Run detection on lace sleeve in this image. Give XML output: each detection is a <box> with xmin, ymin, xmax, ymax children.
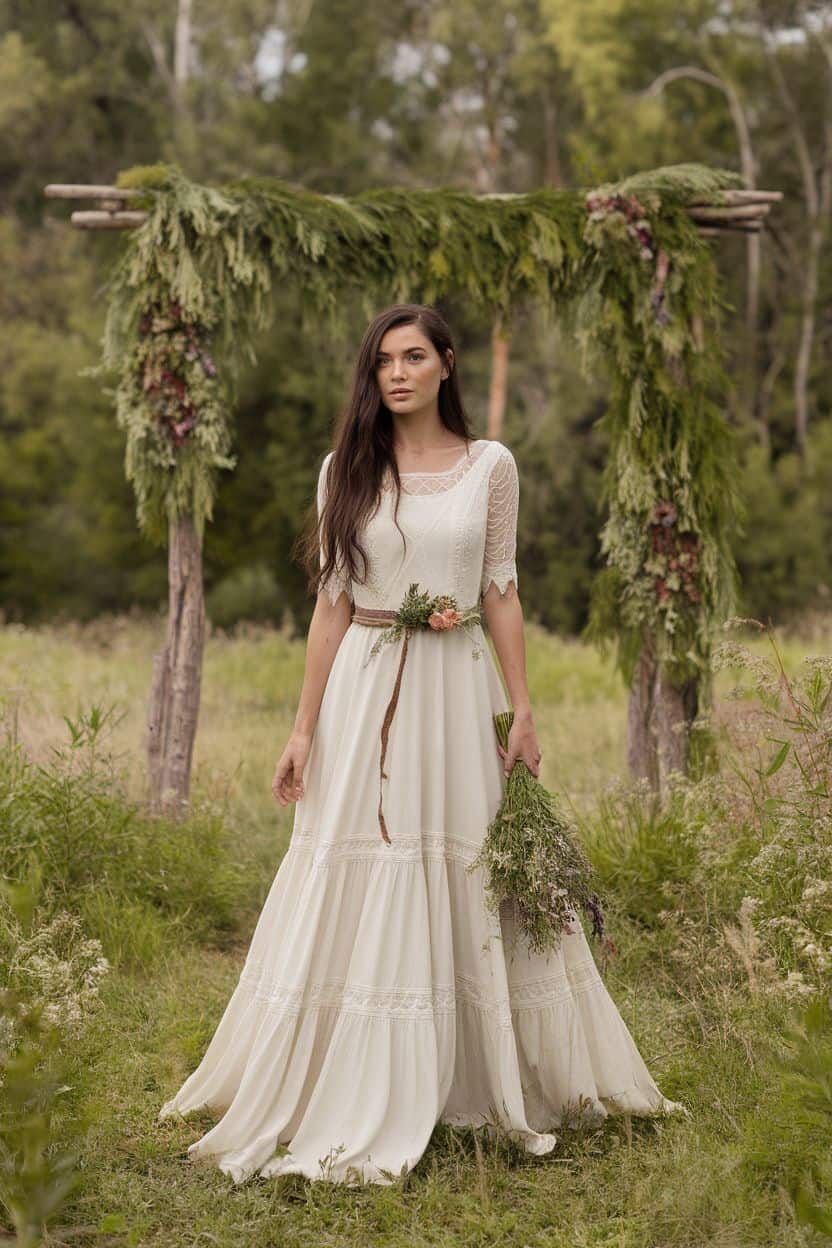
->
<box><xmin>316</xmin><ymin>452</ymin><xmax>354</xmax><ymax>607</ymax></box>
<box><xmin>481</xmin><ymin>444</ymin><xmax>519</xmax><ymax>598</ymax></box>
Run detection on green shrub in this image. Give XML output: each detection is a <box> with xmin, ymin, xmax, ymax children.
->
<box><xmin>0</xmin><ymin>874</ymin><xmax>104</xmax><ymax>1248</ymax></box>
<box><xmin>739</xmin><ymin>994</ymin><xmax>832</xmax><ymax>1237</ymax></box>
<box><xmin>206</xmin><ymin>562</ymin><xmax>285</xmax><ymax>629</ymax></box>
<box><xmin>735</xmin><ymin>427</ymin><xmax>832</xmax><ymax>625</ymax></box>
<box><xmin>0</xmin><ymin>989</ymin><xmax>82</xmax><ymax>1248</ymax></box>
<box><xmin>578</xmin><ymin>779</ymin><xmax>702</xmax><ymax>929</ymax></box>
<box><xmin>711</xmin><ymin>622</ymin><xmax>832</xmax><ymax>994</ymax></box>
<box><xmin>0</xmin><ymin>704</ymin><xmax>259</xmax><ymax>968</ymax></box>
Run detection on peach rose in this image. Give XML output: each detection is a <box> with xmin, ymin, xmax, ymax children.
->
<box><xmin>428</xmin><ymin>607</ymin><xmax>461</xmax><ymax>631</ymax></box>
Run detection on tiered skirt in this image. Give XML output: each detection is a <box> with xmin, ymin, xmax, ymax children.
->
<box><xmin>158</xmin><ymin>622</ymin><xmax>686</xmax><ymax>1184</ymax></box>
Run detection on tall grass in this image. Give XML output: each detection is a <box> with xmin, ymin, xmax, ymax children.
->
<box><xmin>0</xmin><ymin>613</ymin><xmax>830</xmax><ymax>1246</ymax></box>
<box><xmin>575</xmin><ymin>618</ymin><xmax>832</xmax><ymax>1239</ymax></box>
<box><xmin>0</xmin><ymin>668</ymin><xmax>274</xmax><ymax>1245</ymax></box>
<box><xmin>0</xmin><ymin>702</ymin><xmax>265</xmax><ymax>973</ymax></box>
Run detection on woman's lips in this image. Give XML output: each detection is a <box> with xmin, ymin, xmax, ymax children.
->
<box><xmin>390</xmin><ymin>390</ymin><xmax>412</xmax><ymax>397</ymax></box>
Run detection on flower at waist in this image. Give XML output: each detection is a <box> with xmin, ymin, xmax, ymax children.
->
<box><xmin>362</xmin><ymin>582</ymin><xmax>483</xmax><ymax>663</ymax></box>
<box><xmin>353</xmin><ymin>582</ymin><xmax>483</xmax><ymax>844</ymax></box>
<box><xmin>429</xmin><ymin>607</ymin><xmax>461</xmax><ymax>630</ymax></box>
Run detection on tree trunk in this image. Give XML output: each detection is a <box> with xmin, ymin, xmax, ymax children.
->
<box><xmin>488</xmin><ymin>313</ymin><xmax>510</xmax><ymax>440</ymax></box>
<box><xmin>642</xmin><ymin>61</ymin><xmax>762</xmax><ymax>436</ymax></box>
<box><xmin>173</xmin><ymin>0</ymin><xmax>195</xmax><ymax>163</ymax></box>
<box><xmin>143</xmin><ymin>0</ymin><xmax>195</xmax><ymax>166</ymax></box>
<box><xmin>763</xmin><ymin>25</ymin><xmax>832</xmax><ymax>459</ymax></box>
<box><xmin>477</xmin><ymin>86</ymin><xmax>513</xmax><ymax>446</ymax></box>
<box><xmin>146</xmin><ymin>512</ymin><xmax>205</xmax><ymax>815</ymax></box>
<box><xmin>539</xmin><ymin>81</ymin><xmax>564</xmax><ymax>189</ymax></box>
<box><xmin>628</xmin><ymin>643</ymin><xmax>659</xmax><ymax>790</ymax></box>
<box><xmin>174</xmin><ymin>0</ymin><xmax>192</xmax><ymax>96</ymax></box>
<box><xmin>627</xmin><ymin>637</ymin><xmax>699</xmax><ymax>793</ymax></box>
<box><xmin>794</xmin><ymin>209</ymin><xmax>825</xmax><ymax>458</ymax></box>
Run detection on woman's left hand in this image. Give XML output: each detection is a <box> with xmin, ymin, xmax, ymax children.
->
<box><xmin>497</xmin><ymin>711</ymin><xmax>543</xmax><ymax>779</ymax></box>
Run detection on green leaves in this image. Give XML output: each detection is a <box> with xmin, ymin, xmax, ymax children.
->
<box><xmin>104</xmin><ymin>161</ymin><xmax>738</xmax><ymax>678</ymax></box>
<box><xmin>762</xmin><ymin>741</ymin><xmax>790</xmax><ymax>778</ymax></box>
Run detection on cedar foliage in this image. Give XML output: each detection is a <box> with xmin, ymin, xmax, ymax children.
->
<box><xmin>100</xmin><ymin>160</ymin><xmax>743</xmax><ymax>681</ymax></box>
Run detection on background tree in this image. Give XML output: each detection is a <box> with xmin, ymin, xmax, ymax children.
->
<box><xmin>0</xmin><ymin>0</ymin><xmax>828</xmax><ymax>635</ymax></box>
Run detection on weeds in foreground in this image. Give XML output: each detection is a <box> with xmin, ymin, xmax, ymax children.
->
<box><xmin>0</xmin><ymin>872</ymin><xmax>107</xmax><ymax>1248</ymax></box>
<box><xmin>2</xmin><ymin>621</ymin><xmax>832</xmax><ymax>1245</ymax></box>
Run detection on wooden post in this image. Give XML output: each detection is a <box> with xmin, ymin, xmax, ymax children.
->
<box><xmin>626</xmin><ymin>310</ymin><xmax>714</xmax><ymax>791</ymax></box>
<box><xmin>627</xmin><ymin>638</ymin><xmax>699</xmax><ymax>792</ymax></box>
<box><xmin>146</xmin><ymin>513</ymin><xmax>205</xmax><ymax>814</ymax></box>
<box><xmin>44</xmin><ymin>186</ymin><xmax>209</xmax><ymax>816</ymax></box>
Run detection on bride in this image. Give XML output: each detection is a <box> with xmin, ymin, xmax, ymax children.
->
<box><xmin>158</xmin><ymin>302</ymin><xmax>687</xmax><ymax>1185</ymax></box>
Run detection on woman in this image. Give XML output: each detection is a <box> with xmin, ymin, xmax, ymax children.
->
<box><xmin>158</xmin><ymin>302</ymin><xmax>686</xmax><ymax>1185</ymax></box>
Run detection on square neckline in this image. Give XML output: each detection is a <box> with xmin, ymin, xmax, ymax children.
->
<box><xmin>382</xmin><ymin>439</ymin><xmax>495</xmax><ymax>499</ymax></box>
<box><xmin>395</xmin><ymin>439</ymin><xmax>484</xmax><ymax>476</ymax></box>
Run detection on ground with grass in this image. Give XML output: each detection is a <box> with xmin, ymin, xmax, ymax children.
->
<box><xmin>1</xmin><ymin>614</ymin><xmax>830</xmax><ymax>1247</ymax></box>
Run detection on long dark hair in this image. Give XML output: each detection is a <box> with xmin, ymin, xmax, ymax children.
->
<box><xmin>295</xmin><ymin>303</ymin><xmax>476</xmax><ymax>601</ymax></box>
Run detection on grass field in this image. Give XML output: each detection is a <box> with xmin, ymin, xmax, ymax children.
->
<box><xmin>1</xmin><ymin>613</ymin><xmax>830</xmax><ymax>1247</ymax></box>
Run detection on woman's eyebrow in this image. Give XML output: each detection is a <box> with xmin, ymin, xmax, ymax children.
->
<box><xmin>377</xmin><ymin>345</ymin><xmax>426</xmax><ymax>354</ymax></box>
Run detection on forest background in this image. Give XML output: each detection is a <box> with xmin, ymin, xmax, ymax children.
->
<box><xmin>2</xmin><ymin>0</ymin><xmax>831</xmax><ymax>636</ymax></box>
<box><xmin>3</xmin><ymin>6</ymin><xmax>832</xmax><ymax>1244</ymax></box>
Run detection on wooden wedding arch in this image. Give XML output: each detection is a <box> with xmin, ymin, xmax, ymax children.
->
<box><xmin>45</xmin><ymin>164</ymin><xmax>780</xmax><ymax>814</ymax></box>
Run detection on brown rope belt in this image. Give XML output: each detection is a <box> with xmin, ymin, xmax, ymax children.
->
<box><xmin>351</xmin><ymin>603</ymin><xmax>479</xmax><ymax>845</ymax></box>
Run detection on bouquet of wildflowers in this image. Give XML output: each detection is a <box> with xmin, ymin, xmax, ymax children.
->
<box><xmin>469</xmin><ymin>710</ymin><xmax>615</xmax><ymax>956</ymax></box>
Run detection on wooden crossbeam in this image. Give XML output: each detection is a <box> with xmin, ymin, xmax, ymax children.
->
<box><xmin>44</xmin><ymin>183</ymin><xmax>144</xmax><ymax>200</ymax></box>
<box><xmin>69</xmin><ymin>210</ymin><xmax>149</xmax><ymax>229</ymax></box>
<box><xmin>45</xmin><ymin>183</ymin><xmax>149</xmax><ymax>229</ymax></box>
<box><xmin>688</xmin><ymin>203</ymin><xmax>772</xmax><ymax>222</ymax></box>
<box><xmin>687</xmin><ymin>188</ymin><xmax>783</xmax><ymax>205</ymax></box>
<box><xmin>697</xmin><ymin>223</ymin><xmax>763</xmax><ymax>236</ymax></box>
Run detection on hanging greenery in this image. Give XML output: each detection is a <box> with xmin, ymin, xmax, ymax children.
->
<box><xmin>100</xmin><ymin>160</ymin><xmax>744</xmax><ymax>680</ymax></box>
<box><xmin>578</xmin><ymin>171</ymin><xmax>742</xmax><ymax>686</ymax></box>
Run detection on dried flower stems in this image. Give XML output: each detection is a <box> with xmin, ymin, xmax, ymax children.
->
<box><xmin>470</xmin><ymin>710</ymin><xmax>614</xmax><ymax>957</ymax></box>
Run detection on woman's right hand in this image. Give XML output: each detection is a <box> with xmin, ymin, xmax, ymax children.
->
<box><xmin>271</xmin><ymin>731</ymin><xmax>312</xmax><ymax>805</ymax></box>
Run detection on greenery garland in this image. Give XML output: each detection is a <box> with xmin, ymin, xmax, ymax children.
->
<box><xmin>579</xmin><ymin>173</ymin><xmax>742</xmax><ymax>686</ymax></box>
<box><xmin>100</xmin><ymin>160</ymin><xmax>744</xmax><ymax>678</ymax></box>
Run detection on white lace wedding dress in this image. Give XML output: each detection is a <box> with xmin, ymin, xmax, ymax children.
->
<box><xmin>158</xmin><ymin>437</ymin><xmax>686</xmax><ymax>1184</ymax></box>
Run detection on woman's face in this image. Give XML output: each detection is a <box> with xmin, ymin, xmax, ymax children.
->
<box><xmin>374</xmin><ymin>323</ymin><xmax>452</xmax><ymax>415</ymax></box>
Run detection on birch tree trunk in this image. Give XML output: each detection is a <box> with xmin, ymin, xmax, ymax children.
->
<box><xmin>643</xmin><ymin>62</ymin><xmax>762</xmax><ymax>439</ymax></box>
<box><xmin>142</xmin><ymin>0</ymin><xmax>195</xmax><ymax>164</ymax></box>
<box><xmin>763</xmin><ymin>18</ymin><xmax>832</xmax><ymax>460</ymax></box>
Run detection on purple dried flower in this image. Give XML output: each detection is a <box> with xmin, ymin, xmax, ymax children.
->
<box><xmin>584</xmin><ymin>893</ymin><xmax>606</xmax><ymax>941</ymax></box>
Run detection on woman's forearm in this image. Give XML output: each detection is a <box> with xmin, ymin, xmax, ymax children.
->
<box><xmin>482</xmin><ymin>584</ymin><xmax>532</xmax><ymax>718</ymax></box>
<box><xmin>292</xmin><ymin>591</ymin><xmax>353</xmax><ymax>735</ymax></box>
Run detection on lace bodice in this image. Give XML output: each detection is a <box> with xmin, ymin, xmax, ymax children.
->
<box><xmin>316</xmin><ymin>438</ymin><xmax>519</xmax><ymax>611</ymax></box>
